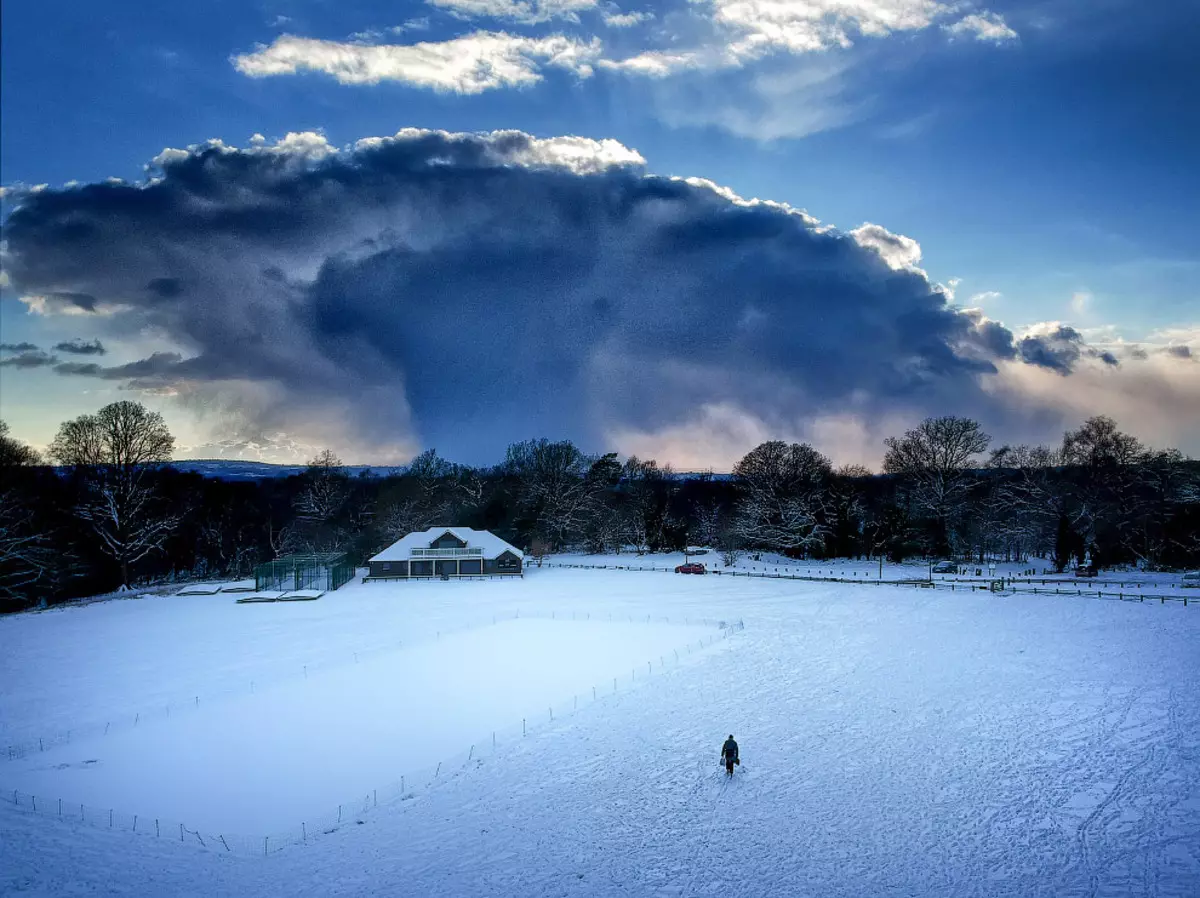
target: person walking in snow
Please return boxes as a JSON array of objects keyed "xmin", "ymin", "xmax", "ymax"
[{"xmin": 721, "ymin": 734, "xmax": 739, "ymax": 777}]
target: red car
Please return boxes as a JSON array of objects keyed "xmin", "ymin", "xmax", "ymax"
[{"xmin": 675, "ymin": 562, "xmax": 707, "ymax": 574}]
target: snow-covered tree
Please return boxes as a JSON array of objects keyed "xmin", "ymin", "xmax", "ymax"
[
  {"xmin": 732, "ymin": 441, "xmax": 832, "ymax": 555},
  {"xmin": 48, "ymin": 401, "xmax": 178, "ymax": 588},
  {"xmin": 0, "ymin": 422, "xmax": 54, "ymax": 601},
  {"xmin": 883, "ymin": 416, "xmax": 991, "ymax": 556},
  {"xmin": 503, "ymin": 439, "xmax": 593, "ymax": 550}
]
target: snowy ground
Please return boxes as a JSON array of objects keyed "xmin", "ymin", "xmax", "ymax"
[
  {"xmin": 2, "ymin": 618, "xmax": 710, "ymax": 834},
  {"xmin": 549, "ymin": 551, "xmax": 1198, "ymax": 596},
  {"xmin": 3, "ymin": 562, "xmax": 1199, "ymax": 897}
]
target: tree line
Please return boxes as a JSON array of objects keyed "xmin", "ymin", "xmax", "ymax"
[{"xmin": 2, "ymin": 402, "xmax": 1197, "ymax": 610}]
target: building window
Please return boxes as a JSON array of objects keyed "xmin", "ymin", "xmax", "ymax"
[{"xmin": 383, "ymin": 562, "xmax": 391, "ymax": 571}]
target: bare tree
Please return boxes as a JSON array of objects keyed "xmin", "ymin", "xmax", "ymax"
[
  {"xmin": 376, "ymin": 449, "xmax": 455, "ymax": 541},
  {"xmin": 0, "ymin": 422, "xmax": 54, "ymax": 602},
  {"xmin": 1058, "ymin": 416, "xmax": 1146, "ymax": 567},
  {"xmin": 504, "ymin": 439, "xmax": 593, "ymax": 550},
  {"xmin": 620, "ymin": 457, "xmax": 676, "ymax": 553},
  {"xmin": 0, "ymin": 420, "xmax": 41, "ymax": 467},
  {"xmin": 48, "ymin": 401, "xmax": 178, "ymax": 588},
  {"xmin": 883, "ymin": 416, "xmax": 990, "ymax": 556},
  {"xmin": 732, "ymin": 441, "xmax": 832, "ymax": 555}
]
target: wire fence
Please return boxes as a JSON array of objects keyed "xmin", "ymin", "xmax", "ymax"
[
  {"xmin": 2, "ymin": 613, "xmax": 744, "ymax": 856},
  {"xmin": 537, "ymin": 562, "xmax": 1196, "ymax": 607}
]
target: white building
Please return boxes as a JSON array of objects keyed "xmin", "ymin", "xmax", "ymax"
[{"xmin": 367, "ymin": 527, "xmax": 524, "ymax": 579}]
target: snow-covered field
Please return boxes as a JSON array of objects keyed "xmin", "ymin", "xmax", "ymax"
[
  {"xmin": 549, "ymin": 550, "xmax": 1198, "ymax": 595},
  {"xmin": 2, "ymin": 617, "xmax": 712, "ymax": 834},
  {"xmin": 3, "ymin": 562, "xmax": 1199, "ymax": 897}
]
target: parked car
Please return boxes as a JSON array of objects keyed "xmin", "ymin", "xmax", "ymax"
[
  {"xmin": 931, "ymin": 561, "xmax": 958, "ymax": 575},
  {"xmin": 675, "ymin": 562, "xmax": 707, "ymax": 575},
  {"xmin": 1182, "ymin": 571, "xmax": 1200, "ymax": 588},
  {"xmin": 1074, "ymin": 565, "xmax": 1098, "ymax": 578}
]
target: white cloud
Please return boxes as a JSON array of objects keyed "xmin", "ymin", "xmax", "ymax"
[
  {"xmin": 713, "ymin": 0, "xmax": 952, "ymax": 61},
  {"xmin": 943, "ymin": 12, "xmax": 1019, "ymax": 42},
  {"xmin": 426, "ymin": 0, "xmax": 598, "ymax": 25},
  {"xmin": 598, "ymin": 49, "xmax": 708, "ymax": 77},
  {"xmin": 648, "ymin": 55, "xmax": 866, "ymax": 140},
  {"xmin": 351, "ymin": 127, "xmax": 645, "ymax": 173},
  {"xmin": 603, "ymin": 9, "xmax": 653, "ymax": 27},
  {"xmin": 939, "ymin": 276, "xmax": 962, "ymax": 300},
  {"xmin": 232, "ymin": 31, "xmax": 602, "ymax": 93},
  {"xmin": 675, "ymin": 176, "xmax": 823, "ymax": 227},
  {"xmin": 1070, "ymin": 290, "xmax": 1092, "ymax": 315},
  {"xmin": 987, "ymin": 349, "xmax": 1200, "ymax": 455},
  {"xmin": 607, "ymin": 402, "xmax": 912, "ymax": 471},
  {"xmin": 850, "ymin": 222, "xmax": 924, "ymax": 273},
  {"xmin": 19, "ymin": 295, "xmax": 129, "ymax": 317},
  {"xmin": 392, "ymin": 18, "xmax": 432, "ymax": 34},
  {"xmin": 502, "ymin": 133, "xmax": 647, "ymax": 172}
]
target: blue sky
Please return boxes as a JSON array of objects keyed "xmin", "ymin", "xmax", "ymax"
[{"xmin": 1, "ymin": 0, "xmax": 1197, "ymax": 465}]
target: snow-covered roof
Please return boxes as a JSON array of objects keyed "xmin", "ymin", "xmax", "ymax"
[{"xmin": 369, "ymin": 527, "xmax": 525, "ymax": 563}]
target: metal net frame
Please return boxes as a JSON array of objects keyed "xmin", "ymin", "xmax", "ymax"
[{"xmin": 254, "ymin": 554, "xmax": 354, "ymax": 592}]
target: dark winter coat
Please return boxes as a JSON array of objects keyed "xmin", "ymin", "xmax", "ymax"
[{"xmin": 721, "ymin": 738, "xmax": 739, "ymax": 762}]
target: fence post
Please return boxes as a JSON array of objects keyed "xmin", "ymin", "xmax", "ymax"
[
  {"xmin": 523, "ymin": 719, "xmax": 526, "ymax": 735},
  {"xmin": 303, "ymin": 822, "xmax": 307, "ymax": 842},
  {"xmin": 110, "ymin": 809, "xmax": 113, "ymax": 827},
  {"xmin": 156, "ymin": 818, "xmax": 160, "ymax": 837},
  {"xmin": 132, "ymin": 813, "xmax": 135, "ymax": 831},
  {"xmin": 58, "ymin": 799, "xmax": 62, "ymax": 816},
  {"xmin": 180, "ymin": 823, "xmax": 185, "ymax": 841},
  {"xmin": 264, "ymin": 837, "xmax": 268, "ymax": 856},
  {"xmin": 469, "ymin": 744, "xmax": 474, "ymax": 761},
  {"xmin": 435, "ymin": 763, "xmax": 441, "ymax": 778}
]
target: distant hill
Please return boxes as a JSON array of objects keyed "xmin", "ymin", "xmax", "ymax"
[
  {"xmin": 164, "ymin": 460, "xmax": 735, "ymax": 482},
  {"xmin": 167, "ymin": 459, "xmax": 399, "ymax": 481}
]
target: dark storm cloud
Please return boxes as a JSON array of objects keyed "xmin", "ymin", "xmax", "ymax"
[
  {"xmin": 45, "ymin": 292, "xmax": 98, "ymax": 312},
  {"xmin": 1018, "ymin": 326, "xmax": 1122, "ymax": 375},
  {"xmin": 1, "ymin": 128, "xmax": 1070, "ymax": 459},
  {"xmin": 53, "ymin": 338, "xmax": 107, "ymax": 355},
  {"xmin": 0, "ymin": 342, "xmax": 41, "ymax": 352},
  {"xmin": 0, "ymin": 350, "xmax": 58, "ymax": 368},
  {"xmin": 1018, "ymin": 326, "xmax": 1080, "ymax": 374},
  {"xmin": 146, "ymin": 278, "xmax": 184, "ymax": 298}
]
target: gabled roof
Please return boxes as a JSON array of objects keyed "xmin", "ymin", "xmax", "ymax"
[{"xmin": 369, "ymin": 527, "xmax": 525, "ymax": 563}]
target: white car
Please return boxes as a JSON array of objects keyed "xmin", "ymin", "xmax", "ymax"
[{"xmin": 1182, "ymin": 571, "xmax": 1200, "ymax": 588}]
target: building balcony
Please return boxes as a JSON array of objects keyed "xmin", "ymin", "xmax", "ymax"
[{"xmin": 409, "ymin": 547, "xmax": 484, "ymax": 558}]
